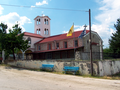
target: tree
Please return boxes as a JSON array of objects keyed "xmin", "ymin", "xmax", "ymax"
[
  {"xmin": 103, "ymin": 47, "xmax": 111, "ymax": 53},
  {"xmin": 0, "ymin": 23, "xmax": 30, "ymax": 60},
  {"xmin": 109, "ymin": 18, "xmax": 120, "ymax": 53},
  {"xmin": 0, "ymin": 23, "xmax": 8, "ymax": 59},
  {"xmin": 0, "ymin": 23, "xmax": 7, "ymax": 49}
]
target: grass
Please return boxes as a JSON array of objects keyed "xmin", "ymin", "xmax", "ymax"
[
  {"xmin": 81, "ymin": 74, "xmax": 120, "ymax": 80},
  {"xmin": 0, "ymin": 64, "xmax": 120, "ymax": 80}
]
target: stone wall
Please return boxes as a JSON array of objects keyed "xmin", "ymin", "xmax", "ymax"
[{"xmin": 8, "ymin": 60, "xmax": 120, "ymax": 76}]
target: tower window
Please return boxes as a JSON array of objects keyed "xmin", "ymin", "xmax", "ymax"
[
  {"xmin": 47, "ymin": 29, "xmax": 48, "ymax": 35},
  {"xmin": 47, "ymin": 19, "xmax": 48, "ymax": 25},
  {"xmin": 44, "ymin": 19, "xmax": 46, "ymax": 24},
  {"xmin": 37, "ymin": 19, "xmax": 38, "ymax": 25},
  {"xmin": 39, "ymin": 19, "xmax": 40, "ymax": 24},
  {"xmin": 37, "ymin": 29, "xmax": 38, "ymax": 34},
  {"xmin": 37, "ymin": 29, "xmax": 40, "ymax": 34},
  {"xmin": 39, "ymin": 29, "xmax": 40, "ymax": 34},
  {"xmin": 44, "ymin": 28, "xmax": 46, "ymax": 35}
]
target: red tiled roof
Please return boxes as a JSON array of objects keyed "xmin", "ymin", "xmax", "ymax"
[
  {"xmin": 34, "ymin": 16, "xmax": 51, "ymax": 20},
  {"xmin": 35, "ymin": 30, "xmax": 89, "ymax": 44},
  {"xmin": 24, "ymin": 32, "xmax": 43, "ymax": 38}
]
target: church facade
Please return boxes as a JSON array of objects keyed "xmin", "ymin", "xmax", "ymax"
[{"xmin": 18, "ymin": 15, "xmax": 103, "ymax": 60}]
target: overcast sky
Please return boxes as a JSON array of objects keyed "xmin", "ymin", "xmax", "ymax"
[{"xmin": 0, "ymin": 0, "xmax": 120, "ymax": 48}]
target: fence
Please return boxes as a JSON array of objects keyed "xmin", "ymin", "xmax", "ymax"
[
  {"xmin": 9, "ymin": 52, "xmax": 120, "ymax": 61},
  {"xmin": 79, "ymin": 52, "xmax": 102, "ymax": 60},
  {"xmin": 103, "ymin": 53, "xmax": 120, "ymax": 59}
]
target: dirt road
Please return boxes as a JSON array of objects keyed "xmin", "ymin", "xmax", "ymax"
[{"xmin": 0, "ymin": 66, "xmax": 120, "ymax": 90}]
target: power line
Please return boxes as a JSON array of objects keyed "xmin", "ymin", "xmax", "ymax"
[{"xmin": 0, "ymin": 4, "xmax": 88, "ymax": 12}]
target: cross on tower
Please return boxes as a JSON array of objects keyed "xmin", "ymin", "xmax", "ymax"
[{"xmin": 84, "ymin": 24, "xmax": 87, "ymax": 30}]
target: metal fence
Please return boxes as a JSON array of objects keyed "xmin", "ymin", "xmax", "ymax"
[
  {"xmin": 11, "ymin": 52, "xmax": 120, "ymax": 61},
  {"xmin": 103, "ymin": 53, "xmax": 120, "ymax": 59},
  {"xmin": 80, "ymin": 52, "xmax": 102, "ymax": 60}
]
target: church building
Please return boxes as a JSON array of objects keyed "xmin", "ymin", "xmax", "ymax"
[{"xmin": 18, "ymin": 15, "xmax": 103, "ymax": 60}]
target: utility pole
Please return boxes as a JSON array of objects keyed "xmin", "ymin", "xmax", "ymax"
[{"xmin": 89, "ymin": 9, "xmax": 93, "ymax": 76}]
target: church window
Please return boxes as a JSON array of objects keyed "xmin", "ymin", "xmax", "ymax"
[
  {"xmin": 74, "ymin": 40, "xmax": 78, "ymax": 47},
  {"xmin": 27, "ymin": 37, "xmax": 31, "ymax": 44},
  {"xmin": 56, "ymin": 42, "xmax": 59, "ymax": 49},
  {"xmin": 64, "ymin": 41, "xmax": 67, "ymax": 48},
  {"xmin": 38, "ymin": 45, "xmax": 40, "ymax": 50},
  {"xmin": 48, "ymin": 43, "xmax": 51, "ymax": 50}
]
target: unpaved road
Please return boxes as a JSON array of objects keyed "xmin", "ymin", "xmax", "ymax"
[{"xmin": 0, "ymin": 66, "xmax": 120, "ymax": 90}]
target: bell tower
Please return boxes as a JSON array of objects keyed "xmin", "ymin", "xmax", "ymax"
[{"xmin": 34, "ymin": 15, "xmax": 51, "ymax": 37}]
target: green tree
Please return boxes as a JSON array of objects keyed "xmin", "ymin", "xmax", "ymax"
[
  {"xmin": 109, "ymin": 18, "xmax": 120, "ymax": 53},
  {"xmin": 103, "ymin": 47, "xmax": 111, "ymax": 53},
  {"xmin": 0, "ymin": 23, "xmax": 30, "ymax": 60},
  {"xmin": 0, "ymin": 23, "xmax": 7, "ymax": 50},
  {"xmin": 0, "ymin": 23, "xmax": 9, "ymax": 59}
]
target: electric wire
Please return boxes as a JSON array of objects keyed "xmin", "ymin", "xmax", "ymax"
[{"xmin": 0, "ymin": 4, "xmax": 88, "ymax": 12}]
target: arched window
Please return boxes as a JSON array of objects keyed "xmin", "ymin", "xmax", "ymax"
[
  {"xmin": 47, "ymin": 29, "xmax": 49, "ymax": 35},
  {"xmin": 44, "ymin": 19, "xmax": 46, "ymax": 24},
  {"xmin": 39, "ymin": 19, "xmax": 40, "ymax": 24},
  {"xmin": 27, "ymin": 37, "xmax": 31, "ymax": 44},
  {"xmin": 39, "ymin": 29, "xmax": 40, "ymax": 34},
  {"xmin": 47, "ymin": 19, "xmax": 48, "ymax": 25},
  {"xmin": 37, "ymin": 29, "xmax": 38, "ymax": 34},
  {"xmin": 44, "ymin": 28, "xmax": 46, "ymax": 35},
  {"xmin": 37, "ymin": 19, "xmax": 38, "ymax": 25}
]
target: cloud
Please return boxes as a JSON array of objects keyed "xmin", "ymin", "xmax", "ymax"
[
  {"xmin": 0, "ymin": 12, "xmax": 31, "ymax": 32},
  {"xmin": 36, "ymin": 0, "xmax": 48, "ymax": 6},
  {"xmin": 31, "ymin": 6, "xmax": 35, "ymax": 8},
  {"xmin": 63, "ymin": 25, "xmax": 89, "ymax": 34},
  {"xmin": 0, "ymin": 5, "xmax": 4, "ymax": 15},
  {"xmin": 93, "ymin": 0, "xmax": 120, "ymax": 48}
]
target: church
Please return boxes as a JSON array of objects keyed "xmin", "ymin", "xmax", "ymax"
[{"xmin": 18, "ymin": 15, "xmax": 103, "ymax": 60}]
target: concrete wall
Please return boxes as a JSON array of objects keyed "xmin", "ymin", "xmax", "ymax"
[
  {"xmin": 8, "ymin": 60, "xmax": 120, "ymax": 76},
  {"xmin": 98, "ymin": 60, "xmax": 120, "ymax": 76},
  {"xmin": 8, "ymin": 60, "xmax": 99, "ymax": 75}
]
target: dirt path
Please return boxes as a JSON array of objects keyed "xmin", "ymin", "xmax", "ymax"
[{"xmin": 0, "ymin": 66, "xmax": 120, "ymax": 90}]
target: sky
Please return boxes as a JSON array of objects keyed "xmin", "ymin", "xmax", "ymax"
[{"xmin": 0, "ymin": 0, "xmax": 120, "ymax": 48}]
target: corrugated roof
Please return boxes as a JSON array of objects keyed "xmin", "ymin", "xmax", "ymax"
[
  {"xmin": 35, "ymin": 30, "xmax": 89, "ymax": 44},
  {"xmin": 24, "ymin": 32, "xmax": 43, "ymax": 38}
]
